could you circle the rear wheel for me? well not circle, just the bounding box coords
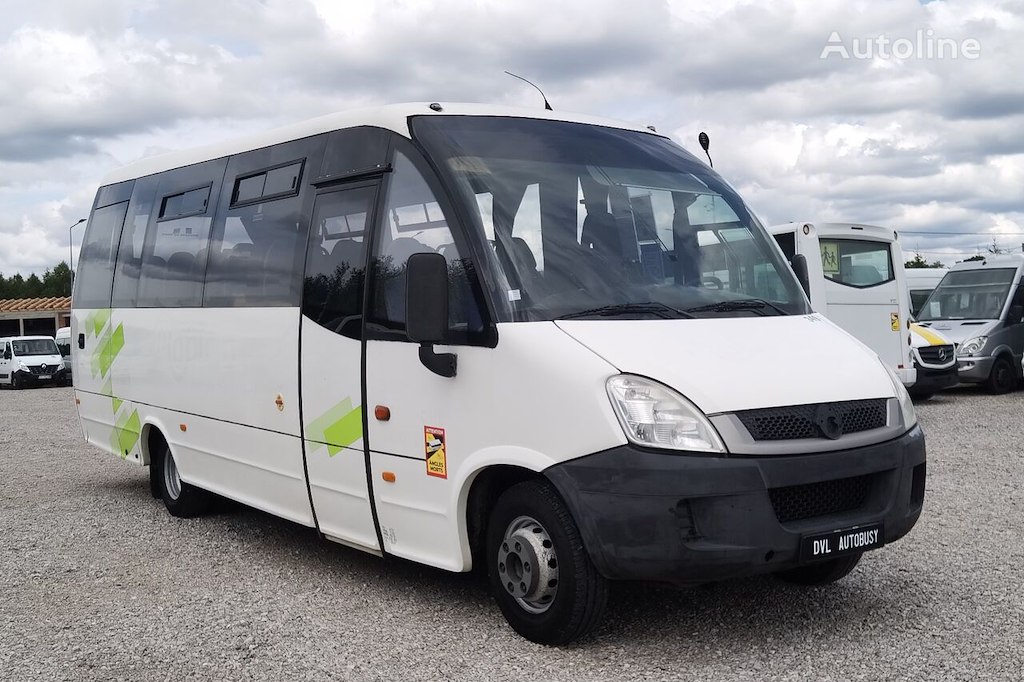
[777,553,862,586]
[151,438,212,518]
[486,480,607,645]
[985,356,1016,394]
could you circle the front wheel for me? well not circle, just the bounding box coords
[485,480,607,645]
[151,438,213,518]
[11,373,23,390]
[776,553,862,586]
[985,356,1017,394]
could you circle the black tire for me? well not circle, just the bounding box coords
[985,356,1016,394]
[777,553,862,586]
[908,390,934,401]
[485,480,607,645]
[151,437,213,518]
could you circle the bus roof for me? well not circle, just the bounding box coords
[101,102,666,186]
[949,253,1024,271]
[769,222,897,242]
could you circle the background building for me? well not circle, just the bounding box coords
[0,297,71,337]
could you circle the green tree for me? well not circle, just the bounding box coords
[6,273,26,298]
[962,254,986,262]
[24,274,44,298]
[904,253,945,269]
[41,262,73,296]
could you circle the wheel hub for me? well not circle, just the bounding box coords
[497,516,558,613]
[163,451,182,501]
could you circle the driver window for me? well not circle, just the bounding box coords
[368,151,485,341]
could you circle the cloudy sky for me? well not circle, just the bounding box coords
[1,0,1021,277]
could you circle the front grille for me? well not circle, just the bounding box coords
[736,399,887,441]
[918,345,954,364]
[27,365,56,375]
[768,474,874,523]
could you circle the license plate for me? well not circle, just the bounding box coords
[800,523,884,563]
[38,374,51,380]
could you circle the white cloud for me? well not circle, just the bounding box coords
[0,0,1021,275]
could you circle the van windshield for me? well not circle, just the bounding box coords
[13,339,59,356]
[412,116,809,321]
[918,268,1015,321]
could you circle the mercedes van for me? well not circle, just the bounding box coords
[917,254,1024,393]
[71,103,926,644]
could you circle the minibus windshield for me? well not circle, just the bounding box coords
[13,339,59,356]
[918,268,1015,321]
[413,116,810,321]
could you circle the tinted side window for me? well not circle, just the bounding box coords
[367,151,486,342]
[302,186,377,339]
[136,159,227,307]
[74,198,130,308]
[204,136,326,307]
[111,176,160,307]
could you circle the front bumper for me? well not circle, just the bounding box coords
[544,426,926,584]
[957,355,995,382]
[910,363,959,395]
[13,368,67,385]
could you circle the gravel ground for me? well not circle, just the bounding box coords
[1,385,1022,681]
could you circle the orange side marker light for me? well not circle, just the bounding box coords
[382,471,396,483]
[179,424,187,432]
[374,405,391,421]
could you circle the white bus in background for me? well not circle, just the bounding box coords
[905,267,949,317]
[72,103,926,644]
[916,254,1024,394]
[768,222,917,388]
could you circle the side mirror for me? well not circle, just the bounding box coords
[790,253,812,299]
[1009,305,1023,325]
[2,351,9,360]
[406,252,457,378]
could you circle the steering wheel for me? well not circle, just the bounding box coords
[702,276,723,290]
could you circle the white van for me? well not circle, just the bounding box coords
[71,103,926,644]
[0,335,67,389]
[917,254,1024,393]
[768,222,916,388]
[55,326,73,386]
[905,267,949,317]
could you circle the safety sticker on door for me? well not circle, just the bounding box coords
[425,426,447,479]
[890,312,900,331]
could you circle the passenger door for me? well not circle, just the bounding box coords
[0,341,11,385]
[300,182,382,551]
[362,147,492,567]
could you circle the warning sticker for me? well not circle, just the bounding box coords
[425,426,447,479]
[890,312,900,331]
[820,241,840,276]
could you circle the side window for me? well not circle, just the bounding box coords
[302,186,377,339]
[204,136,326,307]
[368,151,485,340]
[136,159,226,308]
[111,176,159,307]
[74,194,131,309]
[820,239,893,288]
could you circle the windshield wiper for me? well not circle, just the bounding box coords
[684,299,788,316]
[557,302,694,320]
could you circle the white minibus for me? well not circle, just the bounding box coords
[905,268,949,317]
[73,103,926,644]
[768,222,916,388]
[916,254,1024,393]
[55,326,73,385]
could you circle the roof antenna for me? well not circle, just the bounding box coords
[698,132,713,167]
[505,71,553,110]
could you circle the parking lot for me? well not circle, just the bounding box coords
[1,386,1021,681]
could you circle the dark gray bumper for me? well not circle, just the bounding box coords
[544,426,926,584]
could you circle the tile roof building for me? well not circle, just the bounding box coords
[0,297,71,337]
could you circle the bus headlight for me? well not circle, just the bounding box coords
[958,336,987,357]
[880,360,917,430]
[606,375,726,453]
